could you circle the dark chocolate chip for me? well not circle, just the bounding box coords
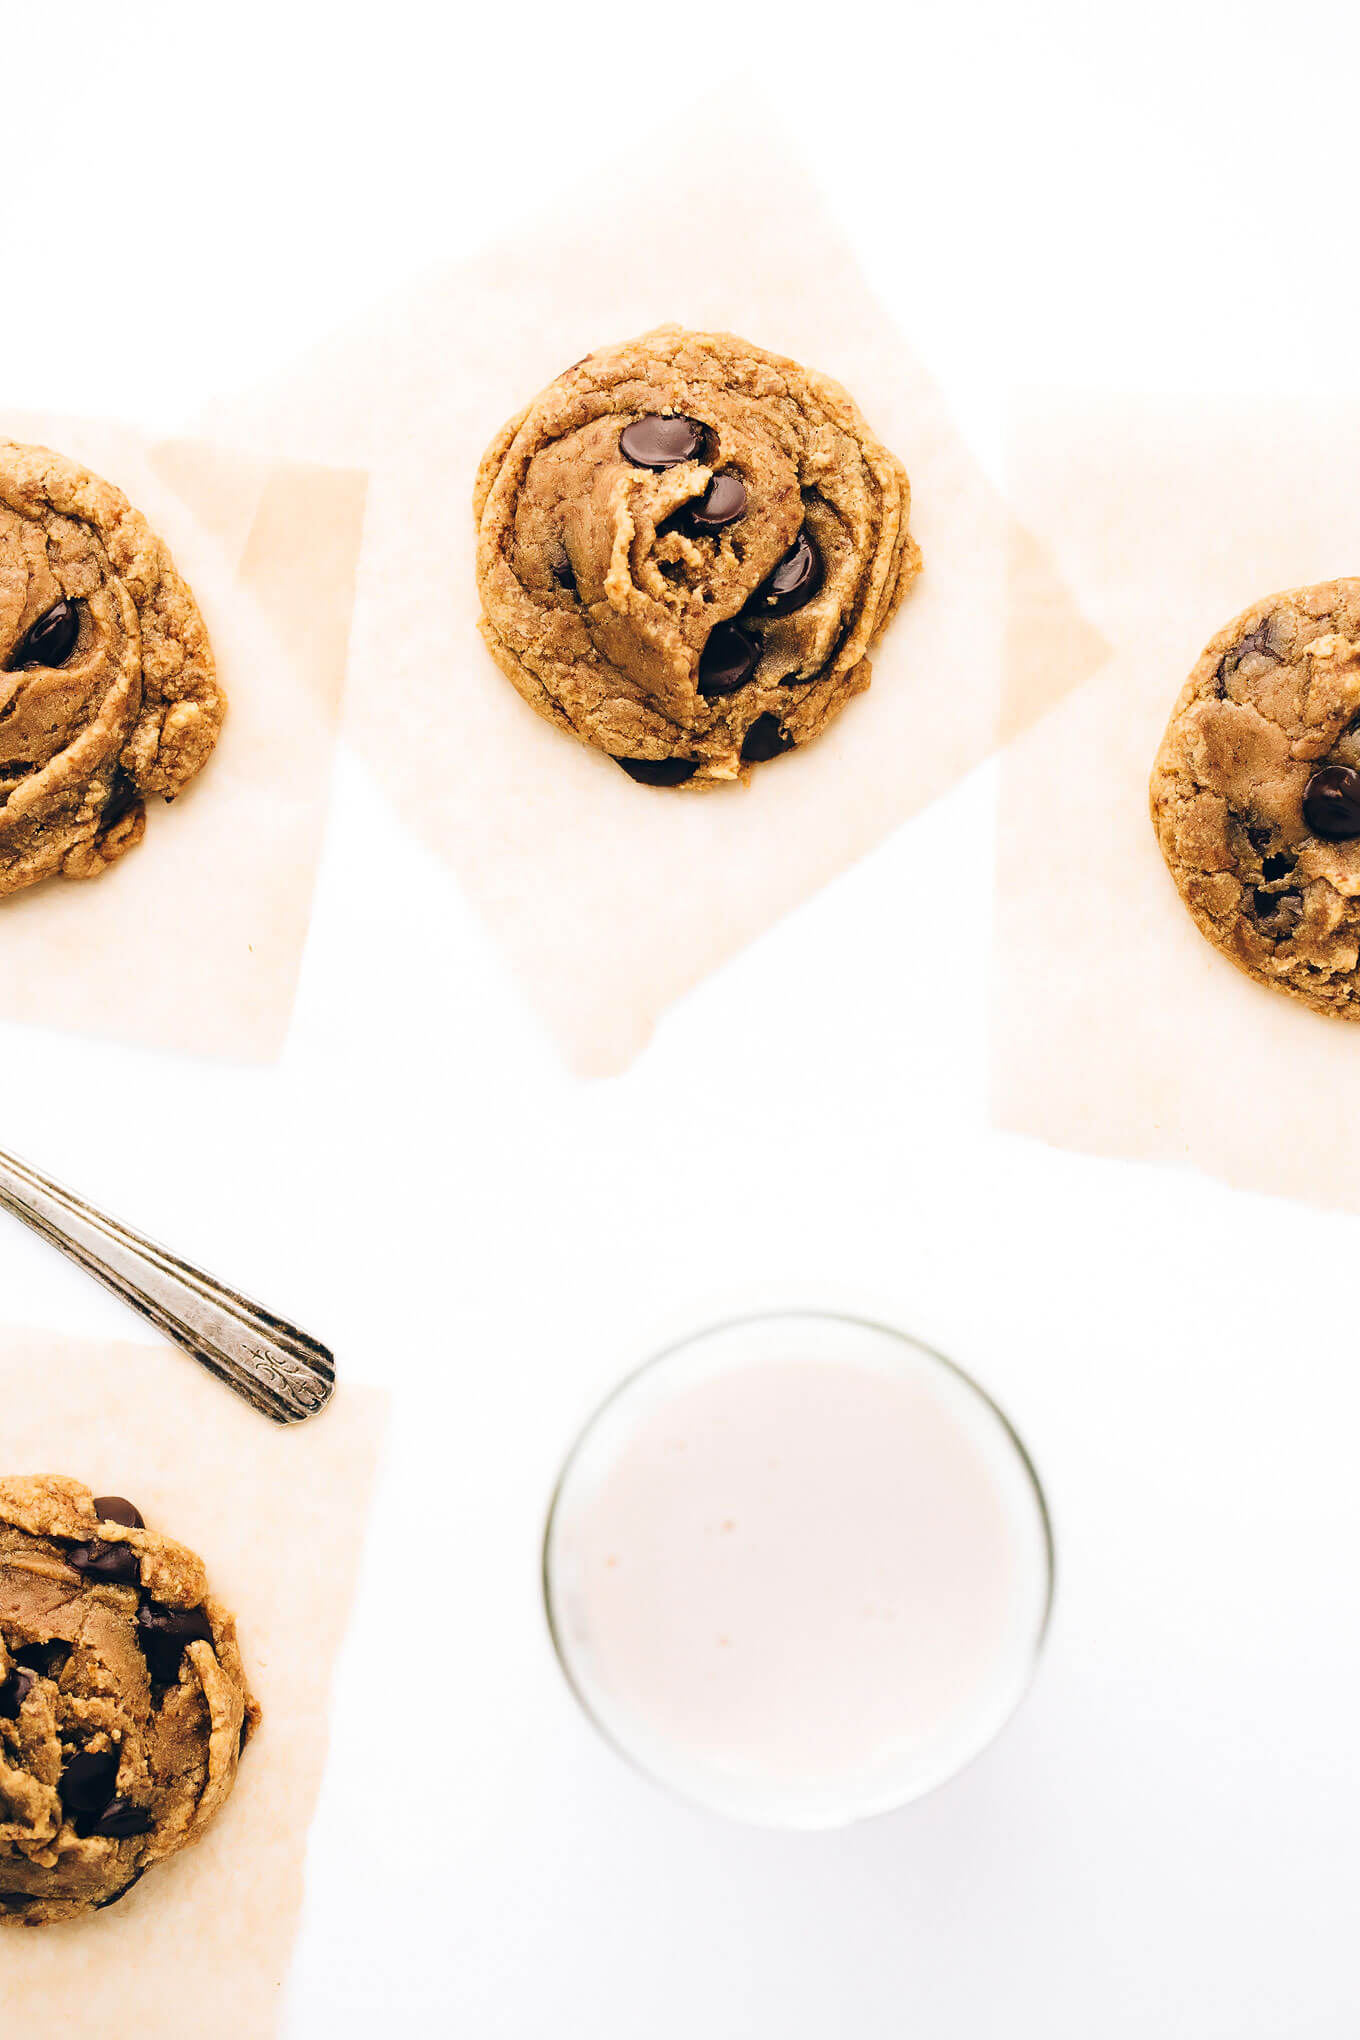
[94,1867,148,1909]
[698,622,761,697]
[13,1640,71,1679]
[89,1797,153,1840]
[1260,851,1295,882]
[66,1540,140,1586]
[616,756,699,787]
[619,415,705,469]
[741,713,796,764]
[137,1599,213,1684]
[8,599,79,672]
[92,1496,145,1530]
[100,768,141,832]
[754,532,821,616]
[1303,764,1360,841]
[1252,888,1303,932]
[60,1748,120,1817]
[0,1668,34,1719]
[688,473,747,533]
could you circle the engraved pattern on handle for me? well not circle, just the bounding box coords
[0,1146,335,1424]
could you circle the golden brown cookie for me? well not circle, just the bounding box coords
[0,441,224,896]
[0,1476,257,1924]
[1150,579,1360,1016]
[474,327,920,787]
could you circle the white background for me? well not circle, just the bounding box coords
[5,2,1360,2032]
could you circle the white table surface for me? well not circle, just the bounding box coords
[6,2,1360,2032]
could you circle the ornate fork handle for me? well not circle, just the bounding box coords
[0,1146,335,1424]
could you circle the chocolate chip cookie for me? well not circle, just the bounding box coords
[1151,580,1360,1016]
[0,1476,257,1924]
[0,441,224,896]
[473,327,920,787]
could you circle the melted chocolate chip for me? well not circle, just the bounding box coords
[13,1640,71,1679]
[619,415,706,469]
[0,1668,34,1718]
[92,1496,145,1529]
[754,532,821,616]
[100,768,141,832]
[60,1749,120,1817]
[616,756,699,787]
[137,1599,213,1685]
[689,473,747,532]
[741,713,796,764]
[1251,888,1303,933]
[698,622,761,696]
[8,599,79,672]
[1303,764,1360,841]
[66,1540,140,1586]
[89,1797,153,1839]
[94,1867,148,1910]
[1217,615,1278,687]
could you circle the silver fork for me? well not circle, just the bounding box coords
[0,1146,334,1424]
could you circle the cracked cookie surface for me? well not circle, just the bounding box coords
[473,327,920,788]
[0,441,224,897]
[0,1475,257,1925]
[1151,579,1360,1016]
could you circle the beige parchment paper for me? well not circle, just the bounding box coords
[0,413,366,1063]
[993,392,1360,1212]
[201,101,1107,1074]
[0,1327,384,2035]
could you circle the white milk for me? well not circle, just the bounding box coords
[545,1314,1052,1826]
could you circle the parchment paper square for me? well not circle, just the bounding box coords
[0,1328,384,2036]
[994,392,1360,1212]
[202,102,1106,1074]
[0,415,366,1064]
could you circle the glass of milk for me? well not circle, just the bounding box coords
[543,1311,1053,1828]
